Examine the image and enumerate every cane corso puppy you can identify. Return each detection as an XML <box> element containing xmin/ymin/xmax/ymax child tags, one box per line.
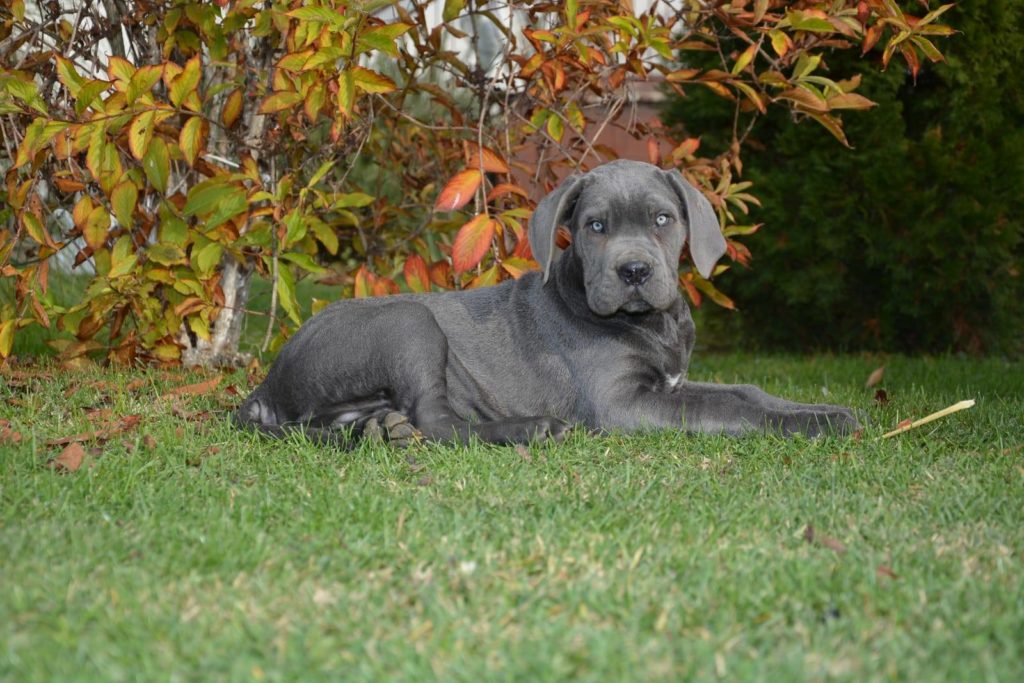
<box><xmin>235</xmin><ymin>160</ymin><xmax>859</xmax><ymax>445</ymax></box>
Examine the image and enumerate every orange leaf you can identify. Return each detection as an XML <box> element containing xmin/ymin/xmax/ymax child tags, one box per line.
<box><xmin>865</xmin><ymin>365</ymin><xmax>885</xmax><ymax>388</ymax></box>
<box><xmin>435</xmin><ymin>169</ymin><xmax>482</xmax><ymax>211</ymax></box>
<box><xmin>162</xmin><ymin>375</ymin><xmax>222</xmax><ymax>398</ymax></box>
<box><xmin>452</xmin><ymin>214</ymin><xmax>496</xmax><ymax>274</ymax></box>
<box><xmin>429</xmin><ymin>261</ymin><xmax>452</xmax><ymax>289</ymax></box>
<box><xmin>646</xmin><ymin>138</ymin><xmax>660</xmax><ymax>166</ymax></box>
<box><xmin>467</xmin><ymin>146</ymin><xmax>509</xmax><ymax>174</ymax></box>
<box><xmin>404</xmin><ymin>254</ymin><xmax>431</xmax><ymax>293</ymax></box>
<box><xmin>486</xmin><ymin>183</ymin><xmax>529</xmax><ymax>202</ymax></box>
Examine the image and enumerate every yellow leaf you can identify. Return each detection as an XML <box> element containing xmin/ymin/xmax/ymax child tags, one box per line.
<box><xmin>111</xmin><ymin>181</ymin><xmax>138</xmax><ymax>228</ymax></box>
<box><xmin>0</xmin><ymin>320</ymin><xmax>16</xmax><ymax>358</ymax></box>
<box><xmin>222</xmin><ymin>89</ymin><xmax>243</xmax><ymax>128</ymax></box>
<box><xmin>179</xmin><ymin>116</ymin><xmax>205</xmax><ymax>167</ymax></box>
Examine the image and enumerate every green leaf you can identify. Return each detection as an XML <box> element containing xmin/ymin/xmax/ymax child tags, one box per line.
<box><xmin>331</xmin><ymin>192</ymin><xmax>374</xmax><ymax>209</ymax></box>
<box><xmin>108</xmin><ymin>235</ymin><xmax>138</xmax><ymax>279</ymax></box>
<box><xmin>356</xmin><ymin>23</ymin><xmax>412</xmax><ymax>57</ymax></box>
<box><xmin>351</xmin><ymin>67</ymin><xmax>397</xmax><ymax>94</ymax></box>
<box><xmin>259</xmin><ymin>91</ymin><xmax>304</xmax><ymax>114</ymax></box>
<box><xmin>281</xmin><ymin>252</ymin><xmax>327</xmax><ymax>274</ymax></box>
<box><xmin>126</xmin><ymin>65</ymin><xmax>164</xmax><ymax>104</ymax></box>
<box><xmin>309</xmin><ymin>218</ymin><xmax>338</xmax><ymax>255</ymax></box>
<box><xmin>147</xmin><ymin>243</ymin><xmax>188</xmax><ymax>266</ymax></box>
<box><xmin>129</xmin><ymin>110</ymin><xmax>156</xmax><ymax>160</ymax></box>
<box><xmin>443</xmin><ymin>0</ymin><xmax>466</xmax><ymax>22</ymax></box>
<box><xmin>283</xmin><ymin>210</ymin><xmax>307</xmax><ymax>248</ymax></box>
<box><xmin>287</xmin><ymin>6</ymin><xmax>348</xmax><ymax>28</ymax></box>
<box><xmin>179</xmin><ymin>116</ymin><xmax>205</xmax><ymax>167</ymax></box>
<box><xmin>336</xmin><ymin>70</ymin><xmax>355</xmax><ymax>116</ymax></box>
<box><xmin>169</xmin><ymin>54</ymin><xmax>201</xmax><ymax>108</ymax></box>
<box><xmin>193</xmin><ymin>242</ymin><xmax>223</xmax><ymax>276</ymax></box>
<box><xmin>276</xmin><ymin>266</ymin><xmax>302</xmax><ymax>325</ymax></box>
<box><xmin>83</xmin><ymin>207</ymin><xmax>111</xmax><ymax>252</ymax></box>
<box><xmin>546</xmin><ymin>114</ymin><xmax>564</xmax><ymax>143</ymax></box>
<box><xmin>307</xmin><ymin>160</ymin><xmax>335</xmax><ymax>188</ymax></box>
<box><xmin>111</xmin><ymin>181</ymin><xmax>138</xmax><ymax>228</ymax></box>
<box><xmin>143</xmin><ymin>138</ymin><xmax>170</xmax><ymax>194</ymax></box>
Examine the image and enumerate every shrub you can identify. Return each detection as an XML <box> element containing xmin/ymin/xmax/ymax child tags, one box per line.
<box><xmin>664</xmin><ymin>1</ymin><xmax>1023</xmax><ymax>354</ymax></box>
<box><xmin>0</xmin><ymin>1</ymin><xmax>953</xmax><ymax>365</ymax></box>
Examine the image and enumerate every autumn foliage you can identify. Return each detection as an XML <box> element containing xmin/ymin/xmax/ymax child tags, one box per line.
<box><xmin>0</xmin><ymin>1</ymin><xmax>953</xmax><ymax>366</ymax></box>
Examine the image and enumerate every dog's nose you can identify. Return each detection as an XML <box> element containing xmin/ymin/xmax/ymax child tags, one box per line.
<box><xmin>617</xmin><ymin>261</ymin><xmax>652</xmax><ymax>286</ymax></box>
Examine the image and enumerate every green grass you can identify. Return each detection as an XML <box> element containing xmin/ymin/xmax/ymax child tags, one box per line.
<box><xmin>1</xmin><ymin>354</ymin><xmax>1022</xmax><ymax>682</ymax></box>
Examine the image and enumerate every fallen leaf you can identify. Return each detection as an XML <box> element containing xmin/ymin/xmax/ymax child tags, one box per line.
<box><xmin>225</xmin><ymin>384</ymin><xmax>240</xmax><ymax>396</ymax></box>
<box><xmin>874</xmin><ymin>389</ymin><xmax>889</xmax><ymax>406</ymax></box>
<box><xmin>803</xmin><ymin>524</ymin><xmax>847</xmax><ymax>553</ymax></box>
<box><xmin>515</xmin><ymin>444</ymin><xmax>533</xmax><ymax>461</ymax></box>
<box><xmin>143</xmin><ymin>434</ymin><xmax>157</xmax><ymax>450</ymax></box>
<box><xmin>865</xmin><ymin>366</ymin><xmax>885</xmax><ymax>388</ymax></box>
<box><xmin>47</xmin><ymin>414</ymin><xmax>142</xmax><ymax>446</ymax></box>
<box><xmin>0</xmin><ymin>419</ymin><xmax>23</xmax><ymax>445</ymax></box>
<box><xmin>416</xmin><ymin>475</ymin><xmax>432</xmax><ymax>487</ymax></box>
<box><xmin>49</xmin><ymin>443</ymin><xmax>86</xmax><ymax>472</ymax></box>
<box><xmin>162</xmin><ymin>375</ymin><xmax>222</xmax><ymax>399</ymax></box>
<box><xmin>876</xmin><ymin>564</ymin><xmax>899</xmax><ymax>580</ymax></box>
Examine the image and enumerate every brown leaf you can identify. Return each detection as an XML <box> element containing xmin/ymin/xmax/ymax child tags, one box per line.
<box><xmin>874</xmin><ymin>389</ymin><xmax>889</xmax><ymax>406</ymax></box>
<box><xmin>50</xmin><ymin>443</ymin><xmax>86</xmax><ymax>472</ymax></box>
<box><xmin>515</xmin><ymin>444</ymin><xmax>533</xmax><ymax>461</ymax></box>
<box><xmin>865</xmin><ymin>365</ymin><xmax>885</xmax><ymax>388</ymax></box>
<box><xmin>142</xmin><ymin>434</ymin><xmax>158</xmax><ymax>450</ymax></box>
<box><xmin>876</xmin><ymin>564</ymin><xmax>899</xmax><ymax>580</ymax></box>
<box><xmin>47</xmin><ymin>415</ymin><xmax>142</xmax><ymax>446</ymax></box>
<box><xmin>803</xmin><ymin>524</ymin><xmax>847</xmax><ymax>554</ymax></box>
<box><xmin>0</xmin><ymin>424</ymin><xmax>23</xmax><ymax>444</ymax></box>
<box><xmin>162</xmin><ymin>375</ymin><xmax>222</xmax><ymax>399</ymax></box>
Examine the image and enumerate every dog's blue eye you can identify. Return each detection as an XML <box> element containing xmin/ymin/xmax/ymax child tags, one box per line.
<box><xmin>655</xmin><ymin>213</ymin><xmax>670</xmax><ymax>227</ymax></box>
<box><xmin>589</xmin><ymin>220</ymin><xmax>605</xmax><ymax>233</ymax></box>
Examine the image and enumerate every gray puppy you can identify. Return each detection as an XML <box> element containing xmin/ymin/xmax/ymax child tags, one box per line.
<box><xmin>235</xmin><ymin>160</ymin><xmax>858</xmax><ymax>445</ymax></box>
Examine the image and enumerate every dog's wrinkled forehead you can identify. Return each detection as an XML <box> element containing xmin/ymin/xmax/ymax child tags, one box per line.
<box><xmin>573</xmin><ymin>162</ymin><xmax>677</xmax><ymax>223</ymax></box>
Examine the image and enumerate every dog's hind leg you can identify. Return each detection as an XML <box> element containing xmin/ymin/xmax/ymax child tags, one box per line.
<box><xmin>380</xmin><ymin>304</ymin><xmax>570</xmax><ymax>445</ymax></box>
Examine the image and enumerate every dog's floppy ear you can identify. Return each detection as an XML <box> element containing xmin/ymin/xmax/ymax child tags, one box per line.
<box><xmin>662</xmin><ymin>169</ymin><xmax>727</xmax><ymax>279</ymax></box>
<box><xmin>529</xmin><ymin>174</ymin><xmax>585</xmax><ymax>283</ymax></box>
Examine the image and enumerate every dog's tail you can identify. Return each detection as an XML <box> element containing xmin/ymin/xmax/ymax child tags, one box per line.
<box><xmin>232</xmin><ymin>395</ymin><xmax>359</xmax><ymax>450</ymax></box>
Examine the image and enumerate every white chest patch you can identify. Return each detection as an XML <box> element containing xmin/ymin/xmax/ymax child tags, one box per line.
<box><xmin>664</xmin><ymin>373</ymin><xmax>682</xmax><ymax>390</ymax></box>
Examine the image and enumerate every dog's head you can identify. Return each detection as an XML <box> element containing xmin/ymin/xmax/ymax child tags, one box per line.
<box><xmin>529</xmin><ymin>160</ymin><xmax>727</xmax><ymax>317</ymax></box>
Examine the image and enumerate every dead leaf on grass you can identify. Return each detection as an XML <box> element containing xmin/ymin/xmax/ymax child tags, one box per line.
<box><xmin>865</xmin><ymin>366</ymin><xmax>885</xmax><ymax>388</ymax></box>
<box><xmin>0</xmin><ymin>419</ymin><xmax>23</xmax><ymax>445</ymax></box>
<box><xmin>49</xmin><ymin>443</ymin><xmax>86</xmax><ymax>472</ymax></box>
<box><xmin>876</xmin><ymin>564</ymin><xmax>899</xmax><ymax>580</ymax></box>
<box><xmin>515</xmin><ymin>444</ymin><xmax>533</xmax><ymax>461</ymax></box>
<box><xmin>803</xmin><ymin>524</ymin><xmax>847</xmax><ymax>554</ymax></box>
<box><xmin>142</xmin><ymin>434</ymin><xmax>158</xmax><ymax>450</ymax></box>
<box><xmin>874</xmin><ymin>389</ymin><xmax>889</xmax><ymax>406</ymax></box>
<box><xmin>162</xmin><ymin>375</ymin><xmax>222</xmax><ymax>399</ymax></box>
<box><xmin>47</xmin><ymin>414</ymin><xmax>141</xmax><ymax>446</ymax></box>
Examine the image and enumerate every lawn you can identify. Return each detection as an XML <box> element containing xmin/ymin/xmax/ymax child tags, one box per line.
<box><xmin>1</xmin><ymin>353</ymin><xmax>1021</xmax><ymax>681</ymax></box>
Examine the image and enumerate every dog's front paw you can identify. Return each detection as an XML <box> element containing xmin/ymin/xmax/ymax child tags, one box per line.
<box><xmin>780</xmin><ymin>407</ymin><xmax>860</xmax><ymax>438</ymax></box>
